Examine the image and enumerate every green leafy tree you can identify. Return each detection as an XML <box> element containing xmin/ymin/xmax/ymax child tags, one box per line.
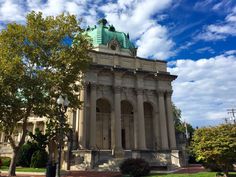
<box><xmin>191</xmin><ymin>124</ymin><xmax>236</xmax><ymax>177</ymax></box>
<box><xmin>17</xmin><ymin>142</ymin><xmax>37</xmax><ymax>167</ymax></box>
<box><xmin>172</xmin><ymin>104</ymin><xmax>194</xmax><ymax>136</ymax></box>
<box><xmin>28</xmin><ymin>128</ymin><xmax>48</xmax><ymax>150</ymax></box>
<box><xmin>0</xmin><ymin>11</ymin><xmax>91</xmax><ymax>176</ymax></box>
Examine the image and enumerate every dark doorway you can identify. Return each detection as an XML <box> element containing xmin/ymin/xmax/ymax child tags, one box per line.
<box><xmin>122</xmin><ymin>129</ymin><xmax>126</xmax><ymax>149</ymax></box>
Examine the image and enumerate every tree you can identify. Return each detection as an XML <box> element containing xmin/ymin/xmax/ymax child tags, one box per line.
<box><xmin>28</xmin><ymin>128</ymin><xmax>49</xmax><ymax>150</ymax></box>
<box><xmin>0</xmin><ymin>11</ymin><xmax>92</xmax><ymax>176</ymax></box>
<box><xmin>17</xmin><ymin>142</ymin><xmax>37</xmax><ymax>167</ymax></box>
<box><xmin>191</xmin><ymin>124</ymin><xmax>236</xmax><ymax>177</ymax></box>
<box><xmin>172</xmin><ymin>104</ymin><xmax>194</xmax><ymax>136</ymax></box>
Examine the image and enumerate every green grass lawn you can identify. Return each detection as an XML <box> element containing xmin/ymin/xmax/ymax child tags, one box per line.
<box><xmin>0</xmin><ymin>166</ymin><xmax>46</xmax><ymax>172</ymax></box>
<box><xmin>147</xmin><ymin>172</ymin><xmax>236</xmax><ymax>177</ymax></box>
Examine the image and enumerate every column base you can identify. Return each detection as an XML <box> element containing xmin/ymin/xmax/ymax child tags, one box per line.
<box><xmin>112</xmin><ymin>147</ymin><xmax>124</xmax><ymax>158</ymax></box>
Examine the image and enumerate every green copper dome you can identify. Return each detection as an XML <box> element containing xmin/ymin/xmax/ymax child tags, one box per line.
<box><xmin>86</xmin><ymin>19</ymin><xmax>136</xmax><ymax>54</ymax></box>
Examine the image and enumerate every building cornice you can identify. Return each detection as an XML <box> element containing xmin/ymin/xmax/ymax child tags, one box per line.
<box><xmin>89</xmin><ymin>63</ymin><xmax>177</xmax><ymax>81</ymax></box>
<box><xmin>89</xmin><ymin>50</ymin><xmax>167</xmax><ymax>64</ymax></box>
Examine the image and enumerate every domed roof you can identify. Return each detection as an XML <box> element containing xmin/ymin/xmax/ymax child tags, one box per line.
<box><xmin>86</xmin><ymin>19</ymin><xmax>137</xmax><ymax>56</ymax></box>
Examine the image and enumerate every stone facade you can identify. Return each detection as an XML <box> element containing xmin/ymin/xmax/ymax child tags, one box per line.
<box><xmin>68</xmin><ymin>49</ymin><xmax>180</xmax><ymax>170</ymax></box>
<box><xmin>0</xmin><ymin>20</ymin><xmax>181</xmax><ymax>170</ymax></box>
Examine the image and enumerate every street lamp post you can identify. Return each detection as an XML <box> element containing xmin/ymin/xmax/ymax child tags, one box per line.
<box><xmin>56</xmin><ymin>95</ymin><xmax>69</xmax><ymax>177</ymax></box>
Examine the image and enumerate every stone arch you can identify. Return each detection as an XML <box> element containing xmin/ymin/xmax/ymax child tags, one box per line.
<box><xmin>144</xmin><ymin>102</ymin><xmax>154</xmax><ymax>149</ymax></box>
<box><xmin>97</xmin><ymin>96</ymin><xmax>113</xmax><ymax>107</ymax></box>
<box><xmin>121</xmin><ymin>100</ymin><xmax>134</xmax><ymax>149</ymax></box>
<box><xmin>96</xmin><ymin>98</ymin><xmax>111</xmax><ymax>149</ymax></box>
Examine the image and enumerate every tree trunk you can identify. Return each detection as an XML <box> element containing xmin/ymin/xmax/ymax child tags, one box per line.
<box><xmin>8</xmin><ymin>148</ymin><xmax>19</xmax><ymax>176</ymax></box>
<box><xmin>224</xmin><ymin>164</ymin><xmax>229</xmax><ymax>177</ymax></box>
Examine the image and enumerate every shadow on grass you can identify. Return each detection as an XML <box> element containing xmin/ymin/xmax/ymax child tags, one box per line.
<box><xmin>145</xmin><ymin>172</ymin><xmax>236</xmax><ymax>177</ymax></box>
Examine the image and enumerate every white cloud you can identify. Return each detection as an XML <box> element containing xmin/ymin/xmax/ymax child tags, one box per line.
<box><xmin>168</xmin><ymin>52</ymin><xmax>236</xmax><ymax>126</ymax></box>
<box><xmin>194</xmin><ymin>0</ymin><xmax>214</xmax><ymax>10</ymax></box>
<box><xmin>0</xmin><ymin>0</ymin><xmax>174</xmax><ymax>60</ymax></box>
<box><xmin>100</xmin><ymin>0</ymin><xmax>174</xmax><ymax>60</ymax></box>
<box><xmin>197</xmin><ymin>6</ymin><xmax>236</xmax><ymax>41</ymax></box>
<box><xmin>136</xmin><ymin>25</ymin><xmax>175</xmax><ymax>59</ymax></box>
<box><xmin>0</xmin><ymin>0</ymin><xmax>25</xmax><ymax>22</ymax></box>
<box><xmin>196</xmin><ymin>47</ymin><xmax>215</xmax><ymax>54</ymax></box>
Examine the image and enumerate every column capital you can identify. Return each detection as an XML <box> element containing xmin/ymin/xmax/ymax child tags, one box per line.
<box><xmin>166</xmin><ymin>90</ymin><xmax>173</xmax><ymax>97</ymax></box>
<box><xmin>83</xmin><ymin>81</ymin><xmax>89</xmax><ymax>86</ymax></box>
<box><xmin>114</xmin><ymin>86</ymin><xmax>121</xmax><ymax>93</ymax></box>
<box><xmin>136</xmin><ymin>88</ymin><xmax>143</xmax><ymax>95</ymax></box>
<box><xmin>90</xmin><ymin>83</ymin><xmax>97</xmax><ymax>89</ymax></box>
<box><xmin>156</xmin><ymin>89</ymin><xmax>166</xmax><ymax>95</ymax></box>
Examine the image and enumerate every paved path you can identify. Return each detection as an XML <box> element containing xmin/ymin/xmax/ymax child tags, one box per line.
<box><xmin>174</xmin><ymin>164</ymin><xmax>206</xmax><ymax>174</ymax></box>
<box><xmin>0</xmin><ymin>171</ymin><xmax>122</xmax><ymax>177</ymax></box>
<box><xmin>0</xmin><ymin>164</ymin><xmax>206</xmax><ymax>177</ymax></box>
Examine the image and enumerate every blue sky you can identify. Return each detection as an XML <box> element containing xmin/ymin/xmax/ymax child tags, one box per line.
<box><xmin>0</xmin><ymin>0</ymin><xmax>236</xmax><ymax>127</ymax></box>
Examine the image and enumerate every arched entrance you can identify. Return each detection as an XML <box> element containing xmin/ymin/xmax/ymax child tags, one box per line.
<box><xmin>96</xmin><ymin>98</ymin><xmax>111</xmax><ymax>149</ymax></box>
<box><xmin>121</xmin><ymin>100</ymin><xmax>134</xmax><ymax>149</ymax></box>
<box><xmin>144</xmin><ymin>102</ymin><xmax>154</xmax><ymax>149</ymax></box>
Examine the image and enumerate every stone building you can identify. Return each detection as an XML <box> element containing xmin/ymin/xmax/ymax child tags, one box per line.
<box><xmin>69</xmin><ymin>20</ymin><xmax>180</xmax><ymax>170</ymax></box>
<box><xmin>0</xmin><ymin>19</ymin><xmax>181</xmax><ymax>170</ymax></box>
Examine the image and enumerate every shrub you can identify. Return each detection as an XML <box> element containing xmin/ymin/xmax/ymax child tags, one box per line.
<box><xmin>119</xmin><ymin>158</ymin><xmax>150</xmax><ymax>177</ymax></box>
<box><xmin>1</xmin><ymin>156</ymin><xmax>11</xmax><ymax>167</ymax></box>
<box><xmin>30</xmin><ymin>150</ymin><xmax>48</xmax><ymax>168</ymax></box>
<box><xmin>17</xmin><ymin>142</ymin><xmax>37</xmax><ymax>167</ymax></box>
<box><xmin>202</xmin><ymin>162</ymin><xmax>222</xmax><ymax>172</ymax></box>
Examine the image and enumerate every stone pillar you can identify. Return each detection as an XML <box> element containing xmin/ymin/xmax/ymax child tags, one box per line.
<box><xmin>33</xmin><ymin>122</ymin><xmax>37</xmax><ymax>134</ymax></box>
<box><xmin>133</xmin><ymin>109</ymin><xmax>139</xmax><ymax>149</ymax></box>
<box><xmin>166</xmin><ymin>91</ymin><xmax>177</xmax><ymax>149</ymax></box>
<box><xmin>43</xmin><ymin>121</ymin><xmax>46</xmax><ymax>134</ymax></box>
<box><xmin>113</xmin><ymin>87</ymin><xmax>123</xmax><ymax>153</ymax></box>
<box><xmin>111</xmin><ymin>109</ymin><xmax>115</xmax><ymax>150</ymax></box>
<box><xmin>136</xmin><ymin>89</ymin><xmax>146</xmax><ymax>150</ymax></box>
<box><xmin>78</xmin><ymin>87</ymin><xmax>87</xmax><ymax>149</ymax></box>
<box><xmin>89</xmin><ymin>84</ymin><xmax>97</xmax><ymax>149</ymax></box>
<box><xmin>158</xmin><ymin>90</ymin><xmax>169</xmax><ymax>150</ymax></box>
<box><xmin>1</xmin><ymin>132</ymin><xmax>5</xmax><ymax>142</ymax></box>
<box><xmin>114</xmin><ymin>87</ymin><xmax>122</xmax><ymax>149</ymax></box>
<box><xmin>153</xmin><ymin>110</ymin><xmax>161</xmax><ymax>150</ymax></box>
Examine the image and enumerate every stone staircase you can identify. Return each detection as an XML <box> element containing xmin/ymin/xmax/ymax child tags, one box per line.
<box><xmin>96</xmin><ymin>158</ymin><xmax>124</xmax><ymax>172</ymax></box>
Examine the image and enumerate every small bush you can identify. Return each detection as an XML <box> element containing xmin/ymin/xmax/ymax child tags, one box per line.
<box><xmin>203</xmin><ymin>162</ymin><xmax>234</xmax><ymax>172</ymax></box>
<box><xmin>30</xmin><ymin>150</ymin><xmax>48</xmax><ymax>168</ymax></box>
<box><xmin>119</xmin><ymin>158</ymin><xmax>150</xmax><ymax>177</ymax></box>
<box><xmin>17</xmin><ymin>142</ymin><xmax>38</xmax><ymax>167</ymax></box>
<box><xmin>203</xmin><ymin>162</ymin><xmax>222</xmax><ymax>172</ymax></box>
<box><xmin>1</xmin><ymin>157</ymin><xmax>11</xmax><ymax>167</ymax></box>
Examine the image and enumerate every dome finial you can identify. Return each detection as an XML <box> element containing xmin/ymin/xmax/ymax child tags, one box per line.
<box><xmin>98</xmin><ymin>18</ymin><xmax>107</xmax><ymax>26</ymax></box>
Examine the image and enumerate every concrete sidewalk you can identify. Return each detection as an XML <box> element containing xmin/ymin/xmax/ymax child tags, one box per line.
<box><xmin>0</xmin><ymin>164</ymin><xmax>206</xmax><ymax>177</ymax></box>
<box><xmin>174</xmin><ymin>164</ymin><xmax>206</xmax><ymax>174</ymax></box>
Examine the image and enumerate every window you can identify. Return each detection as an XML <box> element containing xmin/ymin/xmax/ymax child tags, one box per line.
<box><xmin>110</xmin><ymin>44</ymin><xmax>116</xmax><ymax>50</ymax></box>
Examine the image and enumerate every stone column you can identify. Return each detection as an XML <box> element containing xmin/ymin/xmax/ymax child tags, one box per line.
<box><xmin>33</xmin><ymin>122</ymin><xmax>37</xmax><ymax>134</ymax></box>
<box><xmin>43</xmin><ymin>121</ymin><xmax>46</xmax><ymax>134</ymax></box>
<box><xmin>1</xmin><ymin>132</ymin><xmax>5</xmax><ymax>142</ymax></box>
<box><xmin>89</xmin><ymin>83</ymin><xmax>97</xmax><ymax>149</ymax></box>
<box><xmin>111</xmin><ymin>109</ymin><xmax>115</xmax><ymax>150</ymax></box>
<box><xmin>158</xmin><ymin>90</ymin><xmax>169</xmax><ymax>150</ymax></box>
<box><xmin>153</xmin><ymin>110</ymin><xmax>161</xmax><ymax>150</ymax></box>
<box><xmin>78</xmin><ymin>87</ymin><xmax>87</xmax><ymax>149</ymax></box>
<box><xmin>133</xmin><ymin>109</ymin><xmax>139</xmax><ymax>149</ymax></box>
<box><xmin>166</xmin><ymin>91</ymin><xmax>177</xmax><ymax>149</ymax></box>
<box><xmin>136</xmin><ymin>89</ymin><xmax>146</xmax><ymax>150</ymax></box>
<box><xmin>113</xmin><ymin>86</ymin><xmax>123</xmax><ymax>154</ymax></box>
